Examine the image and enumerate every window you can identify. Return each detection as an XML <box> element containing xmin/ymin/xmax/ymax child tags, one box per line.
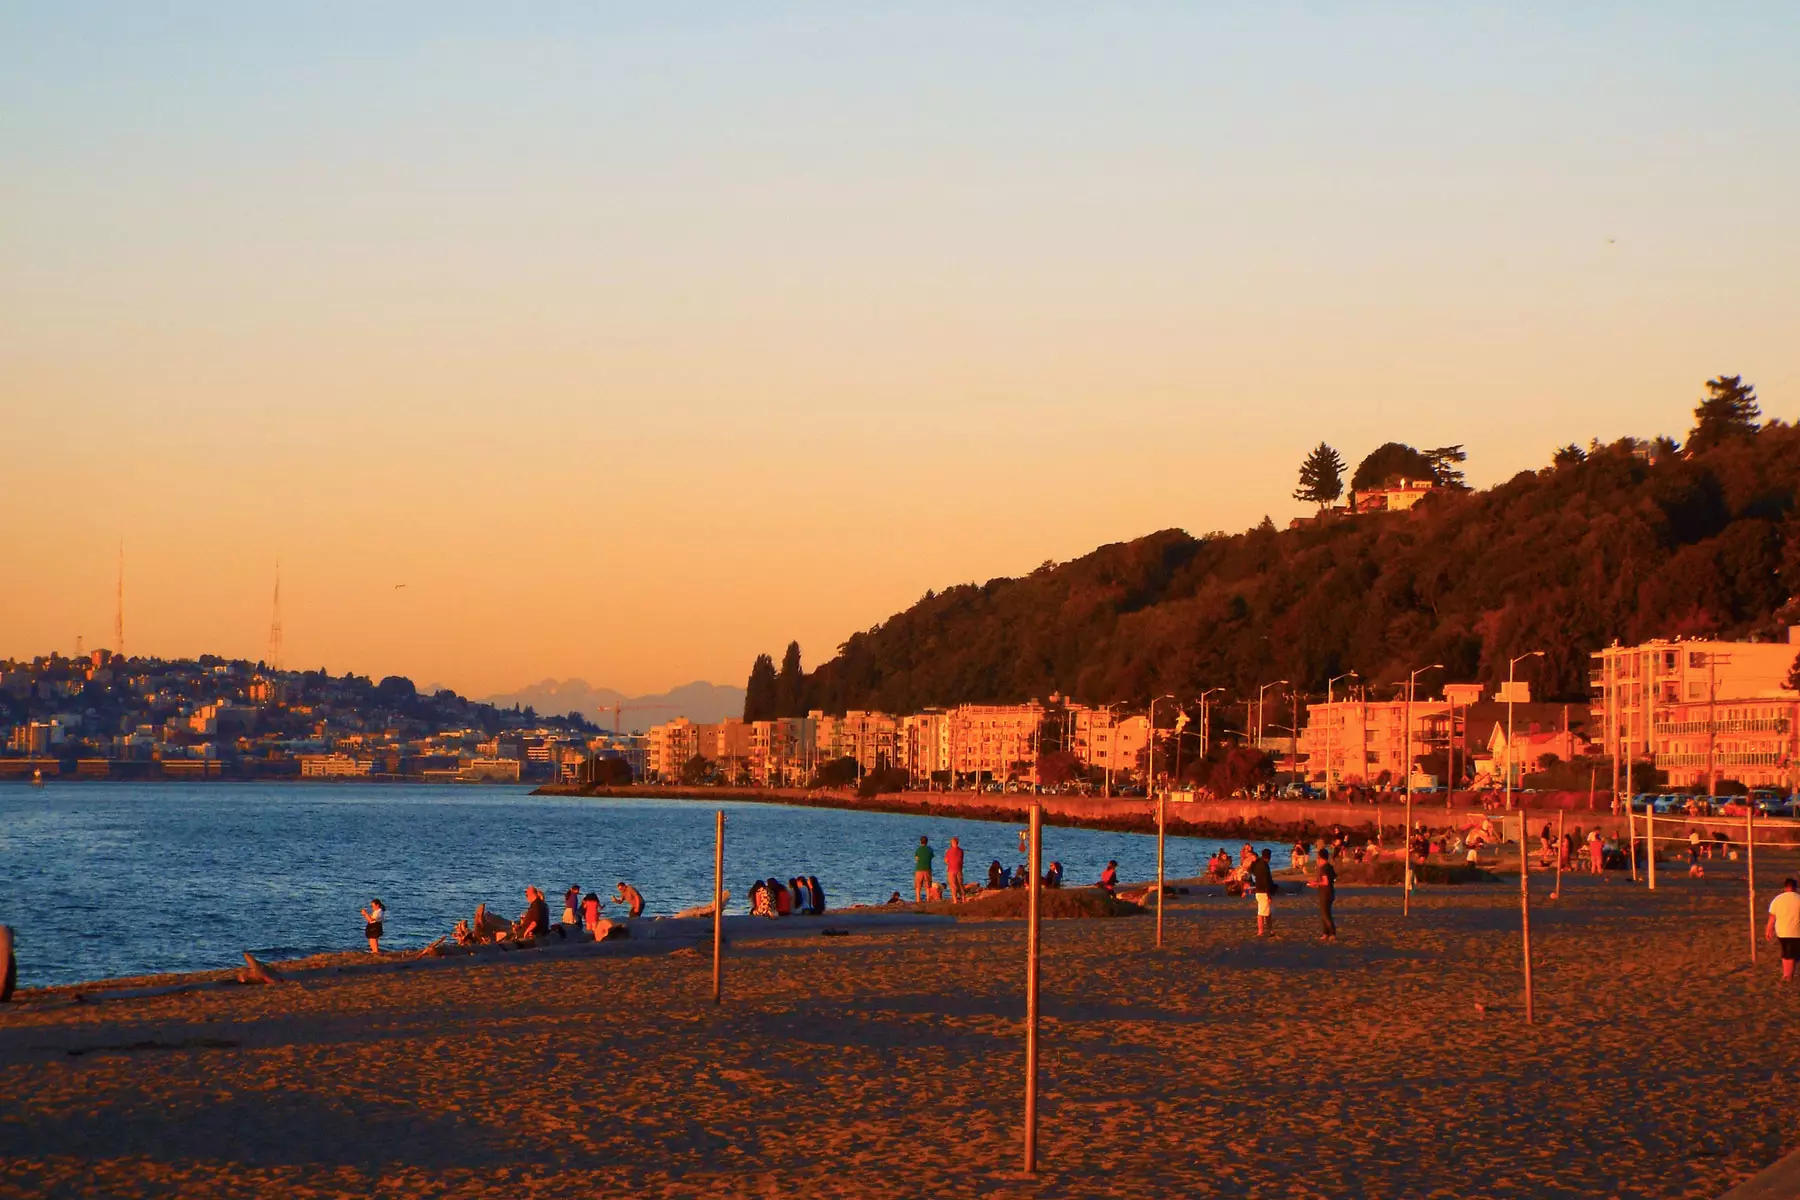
<box><xmin>1689</xmin><ymin>652</ymin><xmax>1708</xmax><ymax>669</ymax></box>
<box><xmin>1687</xmin><ymin>683</ymin><xmax>1705</xmax><ymax>700</ymax></box>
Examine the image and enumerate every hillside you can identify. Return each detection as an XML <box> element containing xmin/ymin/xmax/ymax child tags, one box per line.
<box><xmin>776</xmin><ymin>416</ymin><xmax>1800</xmax><ymax>716</ymax></box>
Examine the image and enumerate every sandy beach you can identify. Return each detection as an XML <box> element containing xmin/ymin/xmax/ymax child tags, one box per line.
<box><xmin>3</xmin><ymin>856</ymin><xmax>1797</xmax><ymax>1199</ymax></box>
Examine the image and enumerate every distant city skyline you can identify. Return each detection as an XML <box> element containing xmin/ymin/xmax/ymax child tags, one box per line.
<box><xmin>4</xmin><ymin>4</ymin><xmax>1796</xmax><ymax>695</ymax></box>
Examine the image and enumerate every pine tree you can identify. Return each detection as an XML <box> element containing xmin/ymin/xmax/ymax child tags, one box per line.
<box><xmin>1785</xmin><ymin>650</ymin><xmax>1800</xmax><ymax>695</ymax></box>
<box><xmin>1688</xmin><ymin>375</ymin><xmax>1760</xmax><ymax>453</ymax></box>
<box><xmin>775</xmin><ymin>641</ymin><xmax>805</xmax><ymax>717</ymax></box>
<box><xmin>1292</xmin><ymin>442</ymin><xmax>1346</xmax><ymax>508</ymax></box>
<box><xmin>743</xmin><ymin>654</ymin><xmax>778</xmax><ymax>722</ymax></box>
<box><xmin>1424</xmin><ymin>445</ymin><xmax>1468</xmax><ymax>489</ymax></box>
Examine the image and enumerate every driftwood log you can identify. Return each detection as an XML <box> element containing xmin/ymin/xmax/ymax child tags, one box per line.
<box><xmin>415</xmin><ymin>936</ymin><xmax>448</xmax><ymax>959</ymax></box>
<box><xmin>238</xmin><ymin>952</ymin><xmax>286</xmax><ymax>985</ymax></box>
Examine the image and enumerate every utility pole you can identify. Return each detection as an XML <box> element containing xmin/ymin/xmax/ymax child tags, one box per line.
<box><xmin>1704</xmin><ymin>652</ymin><xmax>1731</xmax><ymax>798</ymax></box>
<box><xmin>1503</xmin><ymin>651</ymin><xmax>1544</xmax><ymax>812</ymax></box>
<box><xmin>1403</xmin><ymin>663</ymin><xmax>1443</xmax><ymax>917</ymax></box>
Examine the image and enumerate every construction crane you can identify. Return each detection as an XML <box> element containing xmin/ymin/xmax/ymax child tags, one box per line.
<box><xmin>608</xmin><ymin>703</ymin><xmax>678</xmax><ymax>734</ymax></box>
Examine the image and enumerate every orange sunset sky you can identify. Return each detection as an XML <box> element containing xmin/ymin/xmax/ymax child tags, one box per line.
<box><xmin>3</xmin><ymin>5</ymin><xmax>1796</xmax><ymax>697</ymax></box>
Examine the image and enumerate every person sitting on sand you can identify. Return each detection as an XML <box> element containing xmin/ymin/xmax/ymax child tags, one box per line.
<box><xmin>806</xmin><ymin>876</ymin><xmax>826</xmax><ymax>915</ymax></box>
<box><xmin>886</xmin><ymin>891</ymin><xmax>903</xmax><ymax>905</ymax></box>
<box><xmin>1011</xmin><ymin>865</ymin><xmax>1030</xmax><ymax>889</ymax></box>
<box><xmin>928</xmin><ymin>880</ymin><xmax>945</xmax><ymax>902</ymax></box>
<box><xmin>361</xmin><ymin>898</ymin><xmax>385</xmax><ymax>954</ymax></box>
<box><xmin>516</xmin><ymin>887</ymin><xmax>550</xmax><ymax>941</ymax></box>
<box><xmin>1290</xmin><ymin>841</ymin><xmax>1307</xmax><ymax>872</ymax></box>
<box><xmin>612</xmin><ymin>881</ymin><xmax>645</xmax><ymax>919</ymax></box>
<box><xmin>750</xmin><ymin>880</ymin><xmax>776</xmax><ymax>918</ymax></box>
<box><xmin>790</xmin><ymin>876</ymin><xmax>809</xmax><ymax>913</ymax></box>
<box><xmin>772</xmin><ymin>878</ymin><xmax>792</xmax><ymax>916</ymax></box>
<box><xmin>987</xmin><ymin>860</ymin><xmax>1007</xmax><ymax>890</ymax></box>
<box><xmin>1097</xmin><ymin>860</ymin><xmax>1119</xmax><ymax>896</ymax></box>
<box><xmin>1044</xmin><ymin>861</ymin><xmax>1063</xmax><ymax>889</ymax></box>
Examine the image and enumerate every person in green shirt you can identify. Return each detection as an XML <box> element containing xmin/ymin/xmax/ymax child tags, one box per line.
<box><xmin>913</xmin><ymin>835</ymin><xmax>934</xmax><ymax>902</ymax></box>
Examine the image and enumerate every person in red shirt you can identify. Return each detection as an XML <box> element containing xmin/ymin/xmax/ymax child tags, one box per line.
<box><xmin>1097</xmin><ymin>860</ymin><xmax>1119</xmax><ymax>895</ymax></box>
<box><xmin>945</xmin><ymin>836</ymin><xmax>967</xmax><ymax>902</ymax></box>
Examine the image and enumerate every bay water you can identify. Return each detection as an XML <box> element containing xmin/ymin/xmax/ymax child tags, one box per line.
<box><xmin>0</xmin><ymin>783</ymin><xmax>1287</xmax><ymax>988</ymax></box>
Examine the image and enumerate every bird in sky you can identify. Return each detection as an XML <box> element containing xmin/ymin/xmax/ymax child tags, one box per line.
<box><xmin>394</xmin><ymin>583</ymin><xmax>408</xmax><ymax>589</ymax></box>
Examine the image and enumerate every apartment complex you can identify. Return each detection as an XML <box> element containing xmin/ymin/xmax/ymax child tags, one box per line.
<box><xmin>646</xmin><ymin>701</ymin><xmax>1149</xmax><ymax>788</ymax></box>
<box><xmin>1590</xmin><ymin>630</ymin><xmax>1800</xmax><ymax>789</ymax></box>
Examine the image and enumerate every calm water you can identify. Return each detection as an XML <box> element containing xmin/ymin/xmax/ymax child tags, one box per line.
<box><xmin>0</xmin><ymin>783</ymin><xmax>1284</xmax><ymax>989</ymax></box>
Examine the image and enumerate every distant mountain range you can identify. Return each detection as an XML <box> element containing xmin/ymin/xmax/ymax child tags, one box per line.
<box><xmin>480</xmin><ymin>679</ymin><xmax>745</xmax><ymax>730</ymax></box>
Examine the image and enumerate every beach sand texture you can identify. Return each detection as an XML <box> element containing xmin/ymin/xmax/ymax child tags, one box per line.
<box><xmin>2</xmin><ymin>862</ymin><xmax>1796</xmax><ymax>1199</ymax></box>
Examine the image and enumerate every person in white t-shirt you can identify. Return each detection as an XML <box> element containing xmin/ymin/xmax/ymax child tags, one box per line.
<box><xmin>1766</xmin><ymin>878</ymin><xmax>1800</xmax><ymax>982</ymax></box>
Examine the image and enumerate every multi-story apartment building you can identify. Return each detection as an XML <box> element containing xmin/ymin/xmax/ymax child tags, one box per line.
<box><xmin>950</xmin><ymin>703</ymin><xmax>1043</xmax><ymax>783</ymax></box>
<box><xmin>1590</xmin><ymin>630</ymin><xmax>1800</xmax><ymax>790</ymax></box>
<box><xmin>299</xmin><ymin>753</ymin><xmax>372</xmax><ymax>778</ymax></box>
<box><xmin>646</xmin><ymin>717</ymin><xmax>707</xmax><ymax>780</ymax></box>
<box><xmin>1297</xmin><ymin>695</ymin><xmax>1453</xmax><ymax>786</ymax></box>
<box><xmin>1068</xmin><ymin>708</ymin><xmax>1149</xmax><ymax>776</ymax></box>
<box><xmin>748</xmin><ymin>717</ymin><xmax>810</xmax><ymax>786</ymax></box>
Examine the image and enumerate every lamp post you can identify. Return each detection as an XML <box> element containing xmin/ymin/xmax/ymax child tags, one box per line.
<box><xmin>1503</xmin><ymin>651</ymin><xmax>1545</xmax><ymax>813</ymax></box>
<box><xmin>1403</xmin><ymin>663</ymin><xmax>1444</xmax><ymax>917</ymax></box>
<box><xmin>1325</xmin><ymin>672</ymin><xmax>1358</xmax><ymax>801</ymax></box>
<box><xmin>1148</xmin><ymin>694</ymin><xmax>1175</xmax><ymax>949</ymax></box>
<box><xmin>1197</xmin><ymin>687</ymin><xmax>1223</xmax><ymax>761</ymax></box>
<box><xmin>1256</xmin><ymin>679</ymin><xmax>1289</xmax><ymax>763</ymax></box>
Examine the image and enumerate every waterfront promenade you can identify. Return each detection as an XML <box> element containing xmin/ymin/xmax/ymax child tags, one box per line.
<box><xmin>3</xmin><ymin>861</ymin><xmax>1795</xmax><ymax>1198</ymax></box>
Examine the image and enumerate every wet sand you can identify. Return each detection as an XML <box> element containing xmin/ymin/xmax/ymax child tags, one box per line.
<box><xmin>3</xmin><ymin>857</ymin><xmax>1797</xmax><ymax>1199</ymax></box>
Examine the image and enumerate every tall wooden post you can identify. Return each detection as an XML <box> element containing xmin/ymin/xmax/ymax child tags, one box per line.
<box><xmin>1627</xmin><ymin>804</ymin><xmax>1638</xmax><ymax>883</ymax></box>
<box><xmin>712</xmin><ymin>810</ymin><xmax>725</xmax><ymax>1005</ymax></box>
<box><xmin>1646</xmin><ymin>802</ymin><xmax>1656</xmax><ymax>891</ymax></box>
<box><xmin>1519</xmin><ymin>813</ymin><xmax>1533</xmax><ymax>1024</ymax></box>
<box><xmin>1155</xmin><ymin>789</ymin><xmax>1166</xmax><ymax>949</ymax></box>
<box><xmin>1747</xmin><ymin>803</ymin><xmax>1757</xmax><ymax>965</ymax></box>
<box><xmin>1023</xmin><ymin>802</ymin><xmax>1042</xmax><ymax>1173</ymax></box>
<box><xmin>1552</xmin><ymin>808</ymin><xmax>1564</xmax><ymax>900</ymax></box>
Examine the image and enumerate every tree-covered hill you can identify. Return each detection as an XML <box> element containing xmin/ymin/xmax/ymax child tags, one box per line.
<box><xmin>772</xmin><ymin>387</ymin><xmax>1800</xmax><ymax>713</ymax></box>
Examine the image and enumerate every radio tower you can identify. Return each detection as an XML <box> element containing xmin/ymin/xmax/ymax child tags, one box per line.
<box><xmin>268</xmin><ymin>562</ymin><xmax>284</xmax><ymax>671</ymax></box>
<box><xmin>114</xmin><ymin>541</ymin><xmax>125</xmax><ymax>660</ymax></box>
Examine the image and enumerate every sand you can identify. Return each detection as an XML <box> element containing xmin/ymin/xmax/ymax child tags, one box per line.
<box><xmin>3</xmin><ymin>855</ymin><xmax>1798</xmax><ymax>1199</ymax></box>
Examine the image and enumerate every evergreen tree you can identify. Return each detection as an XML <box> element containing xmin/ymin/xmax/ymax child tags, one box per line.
<box><xmin>1553</xmin><ymin>444</ymin><xmax>1586</xmax><ymax>468</ymax></box>
<box><xmin>1785</xmin><ymin>651</ymin><xmax>1800</xmax><ymax>695</ymax></box>
<box><xmin>1688</xmin><ymin>375</ymin><xmax>1760</xmax><ymax>453</ymax></box>
<box><xmin>1292</xmin><ymin>442</ymin><xmax>1346</xmax><ymax>508</ymax></box>
<box><xmin>1424</xmin><ymin>445</ymin><xmax>1468</xmax><ymax>489</ymax></box>
<box><xmin>743</xmin><ymin>653</ymin><xmax>778</xmax><ymax>721</ymax></box>
<box><xmin>774</xmin><ymin>641</ymin><xmax>805</xmax><ymax>717</ymax></box>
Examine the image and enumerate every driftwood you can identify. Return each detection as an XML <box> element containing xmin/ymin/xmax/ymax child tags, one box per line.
<box><xmin>237</xmin><ymin>952</ymin><xmax>286</xmax><ymax>985</ymax></box>
<box><xmin>415</xmin><ymin>937</ymin><xmax>448</xmax><ymax>959</ymax></box>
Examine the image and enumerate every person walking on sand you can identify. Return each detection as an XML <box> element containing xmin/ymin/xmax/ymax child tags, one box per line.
<box><xmin>1767</xmin><ymin>878</ymin><xmax>1800</xmax><ymax>982</ymax></box>
<box><xmin>613</xmin><ymin>881</ymin><xmax>645</xmax><ymax>919</ymax></box>
<box><xmin>945</xmin><ymin>836</ymin><xmax>967</xmax><ymax>903</ymax></box>
<box><xmin>913</xmin><ymin>835</ymin><xmax>935</xmax><ymax>903</ymax></box>
<box><xmin>361</xmin><ymin>898</ymin><xmax>386</xmax><ymax>954</ymax></box>
<box><xmin>1310</xmin><ymin>848</ymin><xmax>1337</xmax><ymax>941</ymax></box>
<box><xmin>1248</xmin><ymin>850</ymin><xmax>1276</xmax><ymax>937</ymax></box>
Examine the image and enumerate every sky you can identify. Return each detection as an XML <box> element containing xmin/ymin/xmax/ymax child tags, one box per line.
<box><xmin>3</xmin><ymin>3</ymin><xmax>1797</xmax><ymax>697</ymax></box>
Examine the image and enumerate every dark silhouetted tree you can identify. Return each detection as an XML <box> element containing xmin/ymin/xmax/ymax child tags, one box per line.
<box><xmin>1786</xmin><ymin>651</ymin><xmax>1800</xmax><ymax>694</ymax></box>
<box><xmin>1553</xmin><ymin>444</ymin><xmax>1586</xmax><ymax>468</ymax></box>
<box><xmin>1424</xmin><ymin>445</ymin><xmax>1468</xmax><ymax>489</ymax></box>
<box><xmin>1293</xmin><ymin>442</ymin><xmax>1346</xmax><ymax>508</ymax></box>
<box><xmin>1688</xmin><ymin>375</ymin><xmax>1760</xmax><ymax>453</ymax></box>
<box><xmin>775</xmin><ymin>641</ymin><xmax>805</xmax><ymax>717</ymax></box>
<box><xmin>1350</xmin><ymin>443</ymin><xmax>1437</xmax><ymax>491</ymax></box>
<box><xmin>743</xmin><ymin>654</ymin><xmax>778</xmax><ymax>721</ymax></box>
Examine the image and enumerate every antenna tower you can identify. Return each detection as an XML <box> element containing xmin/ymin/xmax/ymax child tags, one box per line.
<box><xmin>114</xmin><ymin>541</ymin><xmax>125</xmax><ymax>659</ymax></box>
<box><xmin>268</xmin><ymin>562</ymin><xmax>284</xmax><ymax>671</ymax></box>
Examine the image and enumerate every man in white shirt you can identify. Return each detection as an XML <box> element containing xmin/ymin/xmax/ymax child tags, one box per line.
<box><xmin>1767</xmin><ymin>878</ymin><xmax>1800</xmax><ymax>983</ymax></box>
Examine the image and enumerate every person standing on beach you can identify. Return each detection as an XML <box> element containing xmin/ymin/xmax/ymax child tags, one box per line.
<box><xmin>563</xmin><ymin>884</ymin><xmax>582</xmax><ymax>929</ymax></box>
<box><xmin>913</xmin><ymin>835</ymin><xmax>934</xmax><ymax>903</ymax></box>
<box><xmin>1310</xmin><ymin>848</ymin><xmax>1337</xmax><ymax>941</ymax></box>
<box><xmin>361</xmin><ymin>898</ymin><xmax>385</xmax><ymax>954</ymax></box>
<box><xmin>581</xmin><ymin>889</ymin><xmax>601</xmax><ymax>932</ymax></box>
<box><xmin>613</xmin><ymin>881</ymin><xmax>645</xmax><ymax>919</ymax></box>
<box><xmin>1767</xmin><ymin>878</ymin><xmax>1800</xmax><ymax>982</ymax></box>
<box><xmin>1248</xmin><ymin>851</ymin><xmax>1276</xmax><ymax>937</ymax></box>
<box><xmin>945</xmin><ymin>836</ymin><xmax>967</xmax><ymax>903</ymax></box>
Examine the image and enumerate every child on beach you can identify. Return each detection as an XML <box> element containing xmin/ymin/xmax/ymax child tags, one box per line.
<box><xmin>361</xmin><ymin>899</ymin><xmax>385</xmax><ymax>954</ymax></box>
<box><xmin>563</xmin><ymin>885</ymin><xmax>582</xmax><ymax>928</ymax></box>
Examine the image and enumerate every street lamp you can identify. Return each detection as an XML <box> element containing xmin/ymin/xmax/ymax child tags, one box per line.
<box><xmin>1197</xmin><ymin>687</ymin><xmax>1224</xmax><ymax>758</ymax></box>
<box><xmin>1403</xmin><ymin>663</ymin><xmax>1444</xmax><ymax>917</ymax></box>
<box><xmin>1148</xmin><ymin>693</ymin><xmax>1176</xmax><ymax>949</ymax></box>
<box><xmin>1324</xmin><ymin>671</ymin><xmax>1358</xmax><ymax>801</ymax></box>
<box><xmin>1503</xmin><ymin>651</ymin><xmax>1545</xmax><ymax>813</ymax></box>
<box><xmin>1256</xmin><ymin>680</ymin><xmax>1289</xmax><ymax>760</ymax></box>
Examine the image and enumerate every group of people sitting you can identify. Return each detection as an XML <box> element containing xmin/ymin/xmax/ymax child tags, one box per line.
<box><xmin>749</xmin><ymin>875</ymin><xmax>826</xmax><ymax>917</ymax></box>
<box><xmin>980</xmin><ymin>859</ymin><xmax>1064</xmax><ymax>892</ymax></box>
<box><xmin>452</xmin><ymin>881</ymin><xmax>643</xmax><ymax>946</ymax></box>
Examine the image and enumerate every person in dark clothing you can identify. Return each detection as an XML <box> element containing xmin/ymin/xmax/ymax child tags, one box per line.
<box><xmin>518</xmin><ymin>887</ymin><xmax>551</xmax><ymax>941</ymax></box>
<box><xmin>1247</xmin><ymin>853</ymin><xmax>1276</xmax><ymax>937</ymax></box>
<box><xmin>806</xmin><ymin>875</ymin><xmax>826</xmax><ymax>914</ymax></box>
<box><xmin>987</xmin><ymin>860</ymin><xmax>1007</xmax><ymax>890</ymax></box>
<box><xmin>1044</xmin><ymin>861</ymin><xmax>1063</xmax><ymax>888</ymax></box>
<box><xmin>1312</xmin><ymin>847</ymin><xmax>1338</xmax><ymax>941</ymax></box>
